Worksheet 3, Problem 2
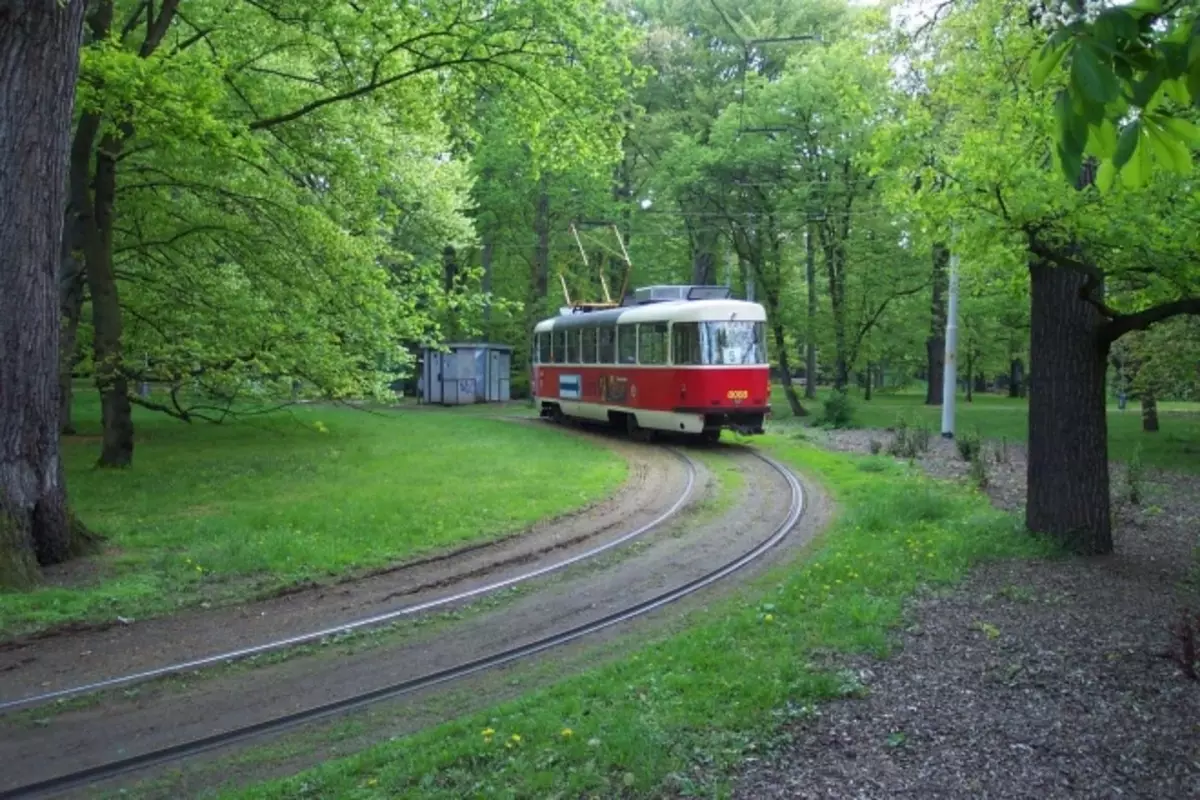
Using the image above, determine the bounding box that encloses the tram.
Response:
[531,285,771,441]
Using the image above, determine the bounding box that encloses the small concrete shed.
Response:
[419,343,513,405]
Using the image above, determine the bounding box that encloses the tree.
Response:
[61,0,633,466]
[0,0,89,588]
[898,0,1200,554]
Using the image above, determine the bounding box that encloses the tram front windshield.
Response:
[672,321,767,365]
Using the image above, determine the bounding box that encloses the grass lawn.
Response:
[0,396,625,638]
[218,435,1056,800]
[772,385,1200,473]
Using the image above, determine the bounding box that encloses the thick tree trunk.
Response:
[1141,393,1159,432]
[86,134,134,467]
[0,0,89,586]
[1026,260,1112,555]
[926,243,949,404]
[1009,358,1024,398]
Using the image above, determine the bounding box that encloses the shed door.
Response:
[498,351,511,401]
[427,353,443,404]
[489,350,501,401]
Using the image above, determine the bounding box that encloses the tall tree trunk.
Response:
[58,248,85,435]
[691,228,718,285]
[1009,358,1024,398]
[533,176,550,304]
[864,363,873,401]
[804,222,817,399]
[86,133,134,467]
[1026,260,1112,555]
[0,0,89,587]
[925,243,949,405]
[771,323,806,418]
[821,232,849,391]
[481,229,494,336]
[1141,393,1159,433]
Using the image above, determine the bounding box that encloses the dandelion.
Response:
[561,728,574,739]
[764,613,775,623]
[510,733,521,743]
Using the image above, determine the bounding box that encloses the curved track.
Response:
[0,433,692,711]
[0,441,808,800]
[0,449,696,715]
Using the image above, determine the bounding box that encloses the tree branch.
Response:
[1103,298,1200,343]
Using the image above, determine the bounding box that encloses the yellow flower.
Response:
[561,728,573,738]
[511,733,521,743]
[763,613,774,623]
[366,778,378,787]
[482,727,495,737]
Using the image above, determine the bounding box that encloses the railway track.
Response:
[1,443,805,799]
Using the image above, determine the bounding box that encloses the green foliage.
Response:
[0,399,624,636]
[887,413,931,460]
[1031,0,1200,188]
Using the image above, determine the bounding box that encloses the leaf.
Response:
[1161,116,1200,147]
[1087,119,1118,158]
[1163,77,1191,106]
[1120,127,1153,188]
[1145,120,1192,173]
[1131,66,1165,107]
[1031,39,1071,89]
[1113,120,1141,169]
[1095,158,1117,193]
[1071,42,1121,104]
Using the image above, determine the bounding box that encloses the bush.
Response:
[956,429,981,462]
[510,373,530,400]
[888,414,930,460]
[868,438,883,455]
[820,391,856,429]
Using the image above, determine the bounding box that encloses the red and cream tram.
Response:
[532,285,771,441]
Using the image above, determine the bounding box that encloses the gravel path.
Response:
[734,425,1200,800]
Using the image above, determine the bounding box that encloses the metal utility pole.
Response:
[940,250,959,438]
[804,221,817,399]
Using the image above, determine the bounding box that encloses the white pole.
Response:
[941,250,959,438]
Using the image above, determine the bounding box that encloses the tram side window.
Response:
[671,323,703,365]
[551,331,564,364]
[537,333,551,364]
[598,326,616,364]
[617,324,637,364]
[581,328,598,364]
[637,322,668,365]
[564,329,579,363]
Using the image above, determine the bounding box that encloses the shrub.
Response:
[888,414,930,460]
[956,430,981,462]
[868,438,883,455]
[820,391,856,429]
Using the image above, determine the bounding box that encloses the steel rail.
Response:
[1,448,803,800]
[0,449,697,715]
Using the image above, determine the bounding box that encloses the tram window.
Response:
[671,323,703,365]
[581,328,598,364]
[564,329,579,363]
[638,322,668,365]
[617,324,637,364]
[670,321,767,365]
[551,331,564,364]
[598,326,616,364]
[537,333,551,364]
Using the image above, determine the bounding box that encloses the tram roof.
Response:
[533,298,766,333]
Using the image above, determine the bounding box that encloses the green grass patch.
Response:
[0,398,625,637]
[218,436,1055,800]
[772,385,1200,472]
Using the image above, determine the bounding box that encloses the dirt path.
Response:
[0,426,690,707]
[0,444,827,796]
[732,427,1200,800]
